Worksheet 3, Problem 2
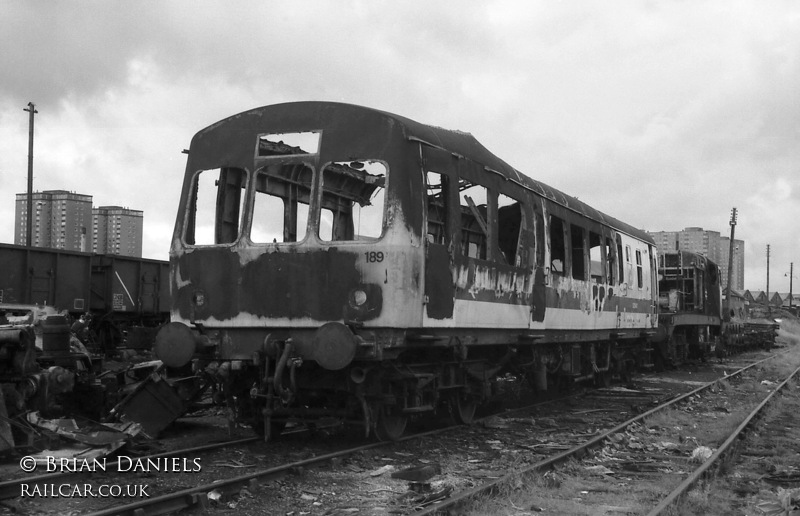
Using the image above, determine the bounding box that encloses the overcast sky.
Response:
[1,1,798,292]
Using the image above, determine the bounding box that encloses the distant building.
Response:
[15,191,144,258]
[15,190,93,251]
[778,293,796,309]
[93,206,143,257]
[649,227,744,291]
[746,290,794,308]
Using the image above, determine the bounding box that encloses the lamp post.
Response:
[786,263,796,310]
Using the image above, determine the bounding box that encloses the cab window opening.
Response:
[186,167,246,246]
[257,131,321,157]
[319,160,386,242]
[251,163,313,243]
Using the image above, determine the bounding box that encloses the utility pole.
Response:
[24,102,38,248]
[766,245,771,311]
[787,262,794,310]
[724,208,737,321]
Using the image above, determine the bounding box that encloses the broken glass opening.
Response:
[498,193,522,267]
[251,163,314,243]
[186,168,246,246]
[571,224,586,280]
[426,171,448,244]
[459,181,488,259]
[257,131,321,157]
[589,231,603,282]
[319,160,386,241]
[549,215,566,274]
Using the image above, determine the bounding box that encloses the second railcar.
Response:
[653,250,722,365]
[157,101,659,440]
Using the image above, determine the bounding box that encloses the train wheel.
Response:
[450,394,478,425]
[374,408,407,441]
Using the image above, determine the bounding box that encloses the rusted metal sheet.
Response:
[175,247,364,322]
[109,371,185,438]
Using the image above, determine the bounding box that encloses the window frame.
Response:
[635,248,644,289]
[250,162,315,245]
[183,166,249,247]
[317,159,389,243]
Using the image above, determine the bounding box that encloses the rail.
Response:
[414,354,782,515]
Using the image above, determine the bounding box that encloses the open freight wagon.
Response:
[0,243,169,351]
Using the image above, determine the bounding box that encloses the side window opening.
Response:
[186,167,246,246]
[498,193,523,266]
[570,224,586,280]
[549,215,566,275]
[426,171,448,244]
[320,160,386,242]
[251,163,313,243]
[651,250,659,301]
[636,249,644,288]
[626,244,633,283]
[459,181,488,259]
[589,231,603,282]
[616,234,624,285]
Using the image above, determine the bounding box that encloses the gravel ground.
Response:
[1,344,793,516]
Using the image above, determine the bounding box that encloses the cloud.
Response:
[0,0,798,289]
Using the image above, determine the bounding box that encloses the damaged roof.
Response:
[194,101,653,244]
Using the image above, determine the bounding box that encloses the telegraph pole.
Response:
[24,102,38,248]
[723,208,737,321]
[766,245,771,311]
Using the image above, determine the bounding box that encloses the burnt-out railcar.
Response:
[157,101,658,440]
[652,250,722,365]
[0,243,169,350]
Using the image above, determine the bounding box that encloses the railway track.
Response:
[646,362,800,516]
[0,380,589,515]
[0,351,783,515]
[419,351,800,515]
[0,436,259,501]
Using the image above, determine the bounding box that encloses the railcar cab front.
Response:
[167,112,421,366]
